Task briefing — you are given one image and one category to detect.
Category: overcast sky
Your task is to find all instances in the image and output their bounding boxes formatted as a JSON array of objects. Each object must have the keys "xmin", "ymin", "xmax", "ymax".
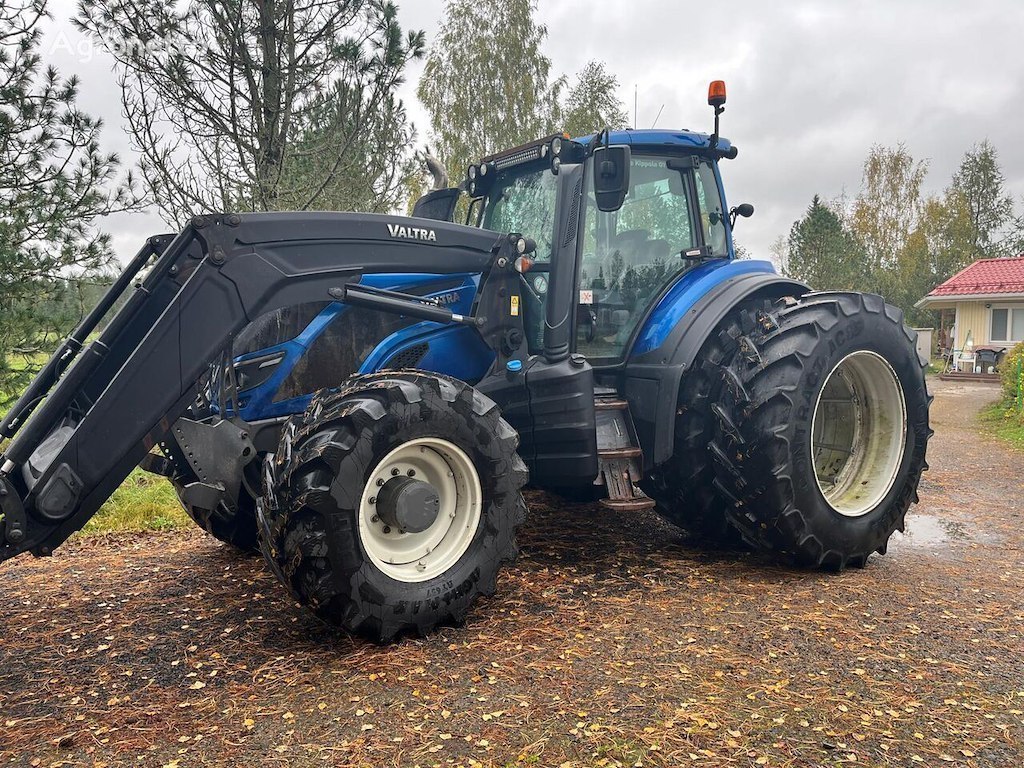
[{"xmin": 42, "ymin": 0, "xmax": 1024, "ymax": 263}]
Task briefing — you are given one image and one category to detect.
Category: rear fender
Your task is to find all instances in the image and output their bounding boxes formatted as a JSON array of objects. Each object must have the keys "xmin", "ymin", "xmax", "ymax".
[{"xmin": 624, "ymin": 259, "xmax": 808, "ymax": 467}]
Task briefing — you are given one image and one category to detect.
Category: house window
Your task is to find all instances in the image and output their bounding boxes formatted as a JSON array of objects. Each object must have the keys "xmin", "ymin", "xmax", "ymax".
[{"xmin": 991, "ymin": 306, "xmax": 1024, "ymax": 343}]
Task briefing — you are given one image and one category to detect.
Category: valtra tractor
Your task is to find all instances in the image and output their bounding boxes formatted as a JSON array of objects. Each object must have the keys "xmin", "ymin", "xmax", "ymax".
[{"xmin": 0, "ymin": 82, "xmax": 931, "ymax": 642}]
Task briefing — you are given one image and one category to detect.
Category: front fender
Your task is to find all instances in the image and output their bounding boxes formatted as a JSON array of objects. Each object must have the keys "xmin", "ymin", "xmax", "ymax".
[{"xmin": 624, "ymin": 260, "xmax": 808, "ymax": 467}]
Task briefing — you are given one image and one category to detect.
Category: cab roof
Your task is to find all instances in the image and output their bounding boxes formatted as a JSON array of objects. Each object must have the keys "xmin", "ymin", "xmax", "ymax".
[{"xmin": 575, "ymin": 128, "xmax": 733, "ymax": 155}]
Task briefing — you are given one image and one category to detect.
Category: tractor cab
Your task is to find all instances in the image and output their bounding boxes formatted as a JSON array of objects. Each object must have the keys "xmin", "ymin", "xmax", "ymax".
[
  {"xmin": 424, "ymin": 121, "xmax": 750, "ymax": 506},
  {"xmin": 468, "ymin": 130, "xmax": 735, "ymax": 366}
]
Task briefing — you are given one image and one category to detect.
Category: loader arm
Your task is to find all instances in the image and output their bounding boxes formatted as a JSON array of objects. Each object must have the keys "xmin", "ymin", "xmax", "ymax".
[{"xmin": 0, "ymin": 212, "xmax": 508, "ymax": 563}]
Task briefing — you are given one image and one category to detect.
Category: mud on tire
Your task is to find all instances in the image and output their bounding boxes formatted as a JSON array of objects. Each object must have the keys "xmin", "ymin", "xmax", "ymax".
[
  {"xmin": 709, "ymin": 292, "xmax": 931, "ymax": 569},
  {"xmin": 257, "ymin": 371, "xmax": 528, "ymax": 643}
]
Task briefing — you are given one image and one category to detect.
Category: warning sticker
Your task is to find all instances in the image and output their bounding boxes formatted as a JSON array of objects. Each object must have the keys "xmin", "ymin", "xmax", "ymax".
[
  {"xmin": 579, "ymin": 289, "xmax": 594, "ymax": 305},
  {"xmin": 510, "ymin": 295, "xmax": 520, "ymax": 316}
]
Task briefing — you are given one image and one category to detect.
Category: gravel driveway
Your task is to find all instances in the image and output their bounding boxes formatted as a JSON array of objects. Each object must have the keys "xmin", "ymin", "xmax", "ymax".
[{"xmin": 2, "ymin": 377, "xmax": 1021, "ymax": 767}]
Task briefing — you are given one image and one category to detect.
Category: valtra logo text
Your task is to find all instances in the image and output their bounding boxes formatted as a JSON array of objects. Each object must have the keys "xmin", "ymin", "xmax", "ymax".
[{"xmin": 387, "ymin": 223, "xmax": 437, "ymax": 241}]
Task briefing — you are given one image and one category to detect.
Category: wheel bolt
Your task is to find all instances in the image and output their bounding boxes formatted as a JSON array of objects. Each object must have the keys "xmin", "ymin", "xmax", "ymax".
[
  {"xmin": 383, "ymin": 526, "xmax": 392, "ymax": 534},
  {"xmin": 391, "ymin": 468, "xmax": 400, "ymax": 476},
  {"xmin": 371, "ymin": 514, "xmax": 379, "ymax": 523},
  {"xmin": 407, "ymin": 469, "xmax": 416, "ymax": 477},
  {"xmin": 369, "ymin": 497, "xmax": 376, "ymax": 505},
  {"xmin": 376, "ymin": 478, "xmax": 385, "ymax": 487}
]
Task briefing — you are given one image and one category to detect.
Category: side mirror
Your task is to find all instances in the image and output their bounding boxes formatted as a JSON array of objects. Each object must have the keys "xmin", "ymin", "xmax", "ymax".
[
  {"xmin": 593, "ymin": 145, "xmax": 630, "ymax": 212},
  {"xmin": 729, "ymin": 203, "xmax": 754, "ymax": 227}
]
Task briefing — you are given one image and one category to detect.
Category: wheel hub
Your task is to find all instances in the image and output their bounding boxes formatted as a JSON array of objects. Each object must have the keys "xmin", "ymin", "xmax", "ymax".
[
  {"xmin": 358, "ymin": 437, "xmax": 483, "ymax": 583},
  {"xmin": 376, "ymin": 476, "xmax": 440, "ymax": 533},
  {"xmin": 810, "ymin": 350, "xmax": 907, "ymax": 517}
]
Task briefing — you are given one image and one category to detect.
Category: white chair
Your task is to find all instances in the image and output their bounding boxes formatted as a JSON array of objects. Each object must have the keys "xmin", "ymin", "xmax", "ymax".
[{"xmin": 956, "ymin": 350, "xmax": 976, "ymax": 373}]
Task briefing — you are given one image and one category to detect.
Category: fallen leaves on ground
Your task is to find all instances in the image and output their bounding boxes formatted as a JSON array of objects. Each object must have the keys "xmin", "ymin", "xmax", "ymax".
[{"xmin": 1, "ymin": 380, "xmax": 1022, "ymax": 767}]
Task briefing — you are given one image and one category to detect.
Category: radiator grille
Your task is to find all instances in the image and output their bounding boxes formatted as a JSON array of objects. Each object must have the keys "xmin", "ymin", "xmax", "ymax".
[{"xmin": 383, "ymin": 343, "xmax": 429, "ymax": 370}]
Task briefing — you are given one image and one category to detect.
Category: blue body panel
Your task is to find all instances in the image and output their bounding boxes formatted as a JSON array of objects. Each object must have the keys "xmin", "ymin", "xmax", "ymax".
[
  {"xmin": 630, "ymin": 259, "xmax": 778, "ymax": 357},
  {"xmin": 235, "ymin": 273, "xmax": 487, "ymax": 421}
]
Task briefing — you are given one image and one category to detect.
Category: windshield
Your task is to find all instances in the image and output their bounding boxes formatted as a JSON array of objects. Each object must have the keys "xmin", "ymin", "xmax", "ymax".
[{"xmin": 481, "ymin": 164, "xmax": 559, "ymax": 262}]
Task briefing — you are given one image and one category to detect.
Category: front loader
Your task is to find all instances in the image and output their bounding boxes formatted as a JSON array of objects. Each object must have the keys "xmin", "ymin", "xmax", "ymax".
[{"xmin": 0, "ymin": 83, "xmax": 931, "ymax": 642}]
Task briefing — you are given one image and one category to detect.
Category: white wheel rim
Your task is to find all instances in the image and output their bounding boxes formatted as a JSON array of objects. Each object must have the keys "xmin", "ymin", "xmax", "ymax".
[
  {"xmin": 810, "ymin": 351, "xmax": 907, "ymax": 517},
  {"xmin": 357, "ymin": 437, "xmax": 482, "ymax": 583}
]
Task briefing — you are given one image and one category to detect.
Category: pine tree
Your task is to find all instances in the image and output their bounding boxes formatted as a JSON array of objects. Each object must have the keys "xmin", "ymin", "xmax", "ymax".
[
  {"xmin": 782, "ymin": 196, "xmax": 865, "ymax": 290},
  {"xmin": 76, "ymin": 0, "xmax": 424, "ymax": 222},
  {"xmin": 0, "ymin": 0, "xmax": 134, "ymax": 407}
]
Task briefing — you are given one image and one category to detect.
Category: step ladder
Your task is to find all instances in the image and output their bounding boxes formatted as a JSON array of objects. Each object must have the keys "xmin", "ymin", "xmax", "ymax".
[{"xmin": 593, "ymin": 394, "xmax": 655, "ymax": 511}]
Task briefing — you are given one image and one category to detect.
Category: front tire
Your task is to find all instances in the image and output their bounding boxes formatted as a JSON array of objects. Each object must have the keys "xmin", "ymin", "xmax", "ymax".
[
  {"xmin": 258, "ymin": 371, "xmax": 528, "ymax": 643},
  {"xmin": 709, "ymin": 292, "xmax": 931, "ymax": 569}
]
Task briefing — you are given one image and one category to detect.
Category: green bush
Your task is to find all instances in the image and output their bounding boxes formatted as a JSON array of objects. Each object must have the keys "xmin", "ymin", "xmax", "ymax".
[{"xmin": 1000, "ymin": 341, "xmax": 1024, "ymax": 413}]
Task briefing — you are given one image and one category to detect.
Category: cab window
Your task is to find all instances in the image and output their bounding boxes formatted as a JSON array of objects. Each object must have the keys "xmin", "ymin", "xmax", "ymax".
[
  {"xmin": 695, "ymin": 160, "xmax": 727, "ymax": 256},
  {"xmin": 576, "ymin": 155, "xmax": 703, "ymax": 362},
  {"xmin": 484, "ymin": 168, "xmax": 559, "ymax": 262}
]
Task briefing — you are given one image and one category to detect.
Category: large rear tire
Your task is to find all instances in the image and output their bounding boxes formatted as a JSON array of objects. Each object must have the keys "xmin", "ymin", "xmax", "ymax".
[
  {"xmin": 641, "ymin": 301, "xmax": 771, "ymax": 546},
  {"xmin": 709, "ymin": 292, "xmax": 931, "ymax": 568},
  {"xmin": 257, "ymin": 371, "xmax": 528, "ymax": 643}
]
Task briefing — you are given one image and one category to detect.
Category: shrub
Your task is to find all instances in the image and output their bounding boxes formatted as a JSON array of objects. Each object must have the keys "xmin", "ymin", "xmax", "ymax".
[{"xmin": 999, "ymin": 341, "xmax": 1024, "ymax": 417}]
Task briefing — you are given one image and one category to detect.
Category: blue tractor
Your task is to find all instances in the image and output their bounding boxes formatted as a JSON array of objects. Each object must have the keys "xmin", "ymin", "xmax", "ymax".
[{"xmin": 0, "ymin": 83, "xmax": 931, "ymax": 642}]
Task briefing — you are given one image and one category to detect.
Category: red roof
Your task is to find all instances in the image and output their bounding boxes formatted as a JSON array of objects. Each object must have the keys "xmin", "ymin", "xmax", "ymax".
[{"xmin": 927, "ymin": 256, "xmax": 1024, "ymax": 297}]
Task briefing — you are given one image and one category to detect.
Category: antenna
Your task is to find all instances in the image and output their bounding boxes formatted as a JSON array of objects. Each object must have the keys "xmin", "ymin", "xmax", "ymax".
[
  {"xmin": 634, "ymin": 85, "xmax": 638, "ymax": 128},
  {"xmin": 651, "ymin": 104, "xmax": 665, "ymax": 128}
]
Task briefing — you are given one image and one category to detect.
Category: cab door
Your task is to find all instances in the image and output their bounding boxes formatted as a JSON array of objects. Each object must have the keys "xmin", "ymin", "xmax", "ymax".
[{"xmin": 575, "ymin": 154, "xmax": 728, "ymax": 365}]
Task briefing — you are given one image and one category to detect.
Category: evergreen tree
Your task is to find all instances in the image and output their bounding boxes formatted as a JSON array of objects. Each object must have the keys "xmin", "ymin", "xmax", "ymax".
[
  {"xmin": 283, "ymin": 82, "xmax": 416, "ymax": 214},
  {"xmin": 77, "ymin": 0, "xmax": 424, "ymax": 222},
  {"xmin": 781, "ymin": 196, "xmax": 865, "ymax": 290},
  {"xmin": 0, "ymin": 0, "xmax": 134, "ymax": 407}
]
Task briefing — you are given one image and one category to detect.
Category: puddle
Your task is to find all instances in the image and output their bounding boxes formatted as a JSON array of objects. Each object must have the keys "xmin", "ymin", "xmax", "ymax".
[{"xmin": 887, "ymin": 514, "xmax": 978, "ymax": 553}]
